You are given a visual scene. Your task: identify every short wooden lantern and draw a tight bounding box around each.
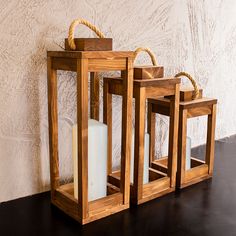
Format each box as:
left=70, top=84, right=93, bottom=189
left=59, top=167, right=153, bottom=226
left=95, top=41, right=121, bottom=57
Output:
left=47, top=19, right=134, bottom=224
left=104, top=48, right=181, bottom=205
left=148, top=72, right=217, bottom=189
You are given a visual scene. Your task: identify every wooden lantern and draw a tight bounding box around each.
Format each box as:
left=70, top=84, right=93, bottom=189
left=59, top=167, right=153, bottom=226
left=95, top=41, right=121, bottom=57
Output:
left=103, top=48, right=181, bottom=205
left=148, top=72, right=217, bottom=189
left=47, top=19, right=135, bottom=224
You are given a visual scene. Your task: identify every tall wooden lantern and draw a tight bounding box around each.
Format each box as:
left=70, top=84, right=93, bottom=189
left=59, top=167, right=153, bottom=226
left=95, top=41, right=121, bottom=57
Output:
left=103, top=48, right=181, bottom=205
left=148, top=72, right=217, bottom=189
left=47, top=19, right=134, bottom=224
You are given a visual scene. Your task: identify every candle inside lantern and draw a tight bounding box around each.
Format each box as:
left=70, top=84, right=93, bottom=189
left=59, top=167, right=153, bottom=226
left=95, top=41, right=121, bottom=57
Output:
left=72, top=119, right=107, bottom=201
left=186, top=136, right=191, bottom=170
left=130, top=133, right=149, bottom=184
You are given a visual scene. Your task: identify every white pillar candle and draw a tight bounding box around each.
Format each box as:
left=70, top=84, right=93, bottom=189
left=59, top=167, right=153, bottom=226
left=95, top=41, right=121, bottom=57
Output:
left=130, top=133, right=149, bottom=184
left=72, top=119, right=107, bottom=201
left=186, top=136, right=191, bottom=170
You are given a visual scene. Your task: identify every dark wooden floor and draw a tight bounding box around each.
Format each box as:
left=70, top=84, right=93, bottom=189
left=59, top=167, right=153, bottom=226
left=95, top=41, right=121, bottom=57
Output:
left=1, top=136, right=236, bottom=236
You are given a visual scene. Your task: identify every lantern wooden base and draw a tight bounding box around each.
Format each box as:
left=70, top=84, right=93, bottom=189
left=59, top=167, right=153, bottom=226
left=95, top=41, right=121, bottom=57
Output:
left=103, top=76, right=180, bottom=205
left=148, top=97, right=217, bottom=190
left=108, top=164, right=175, bottom=205
left=151, top=156, right=211, bottom=188
left=47, top=50, right=134, bottom=224
left=52, top=182, right=128, bottom=224
left=65, top=38, right=113, bottom=51
left=179, top=158, right=212, bottom=188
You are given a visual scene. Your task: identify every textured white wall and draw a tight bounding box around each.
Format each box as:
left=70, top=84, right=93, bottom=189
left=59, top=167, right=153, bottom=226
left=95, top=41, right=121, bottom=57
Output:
left=0, top=0, right=235, bottom=202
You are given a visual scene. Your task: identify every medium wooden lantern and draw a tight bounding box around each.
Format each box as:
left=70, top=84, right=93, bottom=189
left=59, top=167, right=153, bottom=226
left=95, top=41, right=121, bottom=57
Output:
left=148, top=72, right=217, bottom=189
left=103, top=48, right=181, bottom=205
left=47, top=19, right=134, bottom=224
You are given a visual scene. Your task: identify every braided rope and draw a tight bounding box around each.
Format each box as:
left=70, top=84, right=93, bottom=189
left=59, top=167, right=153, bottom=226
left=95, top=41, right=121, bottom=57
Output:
left=134, top=47, right=158, bottom=66
left=68, top=18, right=105, bottom=50
left=174, top=72, right=200, bottom=99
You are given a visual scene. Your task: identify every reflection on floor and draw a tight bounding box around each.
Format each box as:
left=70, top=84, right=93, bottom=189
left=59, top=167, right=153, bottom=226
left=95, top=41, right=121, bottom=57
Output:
left=0, top=135, right=236, bottom=235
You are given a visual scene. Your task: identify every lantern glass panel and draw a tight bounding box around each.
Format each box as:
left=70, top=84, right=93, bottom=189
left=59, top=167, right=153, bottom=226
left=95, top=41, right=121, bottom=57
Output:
left=155, top=114, right=170, bottom=160
left=187, top=116, right=208, bottom=169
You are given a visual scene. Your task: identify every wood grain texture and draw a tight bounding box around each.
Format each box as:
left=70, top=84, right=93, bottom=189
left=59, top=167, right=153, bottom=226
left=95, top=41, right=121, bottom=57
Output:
left=133, top=87, right=146, bottom=203
left=180, top=88, right=203, bottom=102
left=65, top=38, right=112, bottom=51
left=206, top=104, right=217, bottom=175
left=167, top=84, right=180, bottom=187
left=147, top=102, right=155, bottom=164
left=103, top=78, right=113, bottom=174
left=47, top=57, right=60, bottom=199
left=120, top=58, right=133, bottom=204
left=165, top=88, right=203, bottom=101
left=134, top=66, right=164, bottom=80
left=176, top=109, right=188, bottom=187
left=90, top=72, right=100, bottom=121
left=47, top=51, right=134, bottom=59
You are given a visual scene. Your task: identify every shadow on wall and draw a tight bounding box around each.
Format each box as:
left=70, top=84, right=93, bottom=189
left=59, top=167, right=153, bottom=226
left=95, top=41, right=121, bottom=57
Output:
left=26, top=28, right=75, bottom=195
left=24, top=32, right=50, bottom=196
left=0, top=33, right=50, bottom=201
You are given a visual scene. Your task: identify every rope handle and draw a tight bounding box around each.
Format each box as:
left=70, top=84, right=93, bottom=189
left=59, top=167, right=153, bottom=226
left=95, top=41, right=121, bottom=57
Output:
left=134, top=47, right=158, bottom=66
left=174, top=72, right=200, bottom=99
left=68, top=18, right=105, bottom=50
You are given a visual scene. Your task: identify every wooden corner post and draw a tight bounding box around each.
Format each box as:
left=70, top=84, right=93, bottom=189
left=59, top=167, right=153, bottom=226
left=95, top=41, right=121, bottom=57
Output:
left=133, top=87, right=146, bottom=204
left=168, top=84, right=180, bottom=187
left=47, top=57, right=59, bottom=199
left=77, top=58, right=89, bottom=219
left=120, top=58, right=133, bottom=205
left=206, top=103, right=217, bottom=176
left=90, top=72, right=100, bottom=121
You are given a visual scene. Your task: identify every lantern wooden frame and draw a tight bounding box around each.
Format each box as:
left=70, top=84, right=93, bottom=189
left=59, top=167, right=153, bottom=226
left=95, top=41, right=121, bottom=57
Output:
left=103, top=76, right=180, bottom=205
left=47, top=50, right=134, bottom=224
left=148, top=96, right=217, bottom=189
